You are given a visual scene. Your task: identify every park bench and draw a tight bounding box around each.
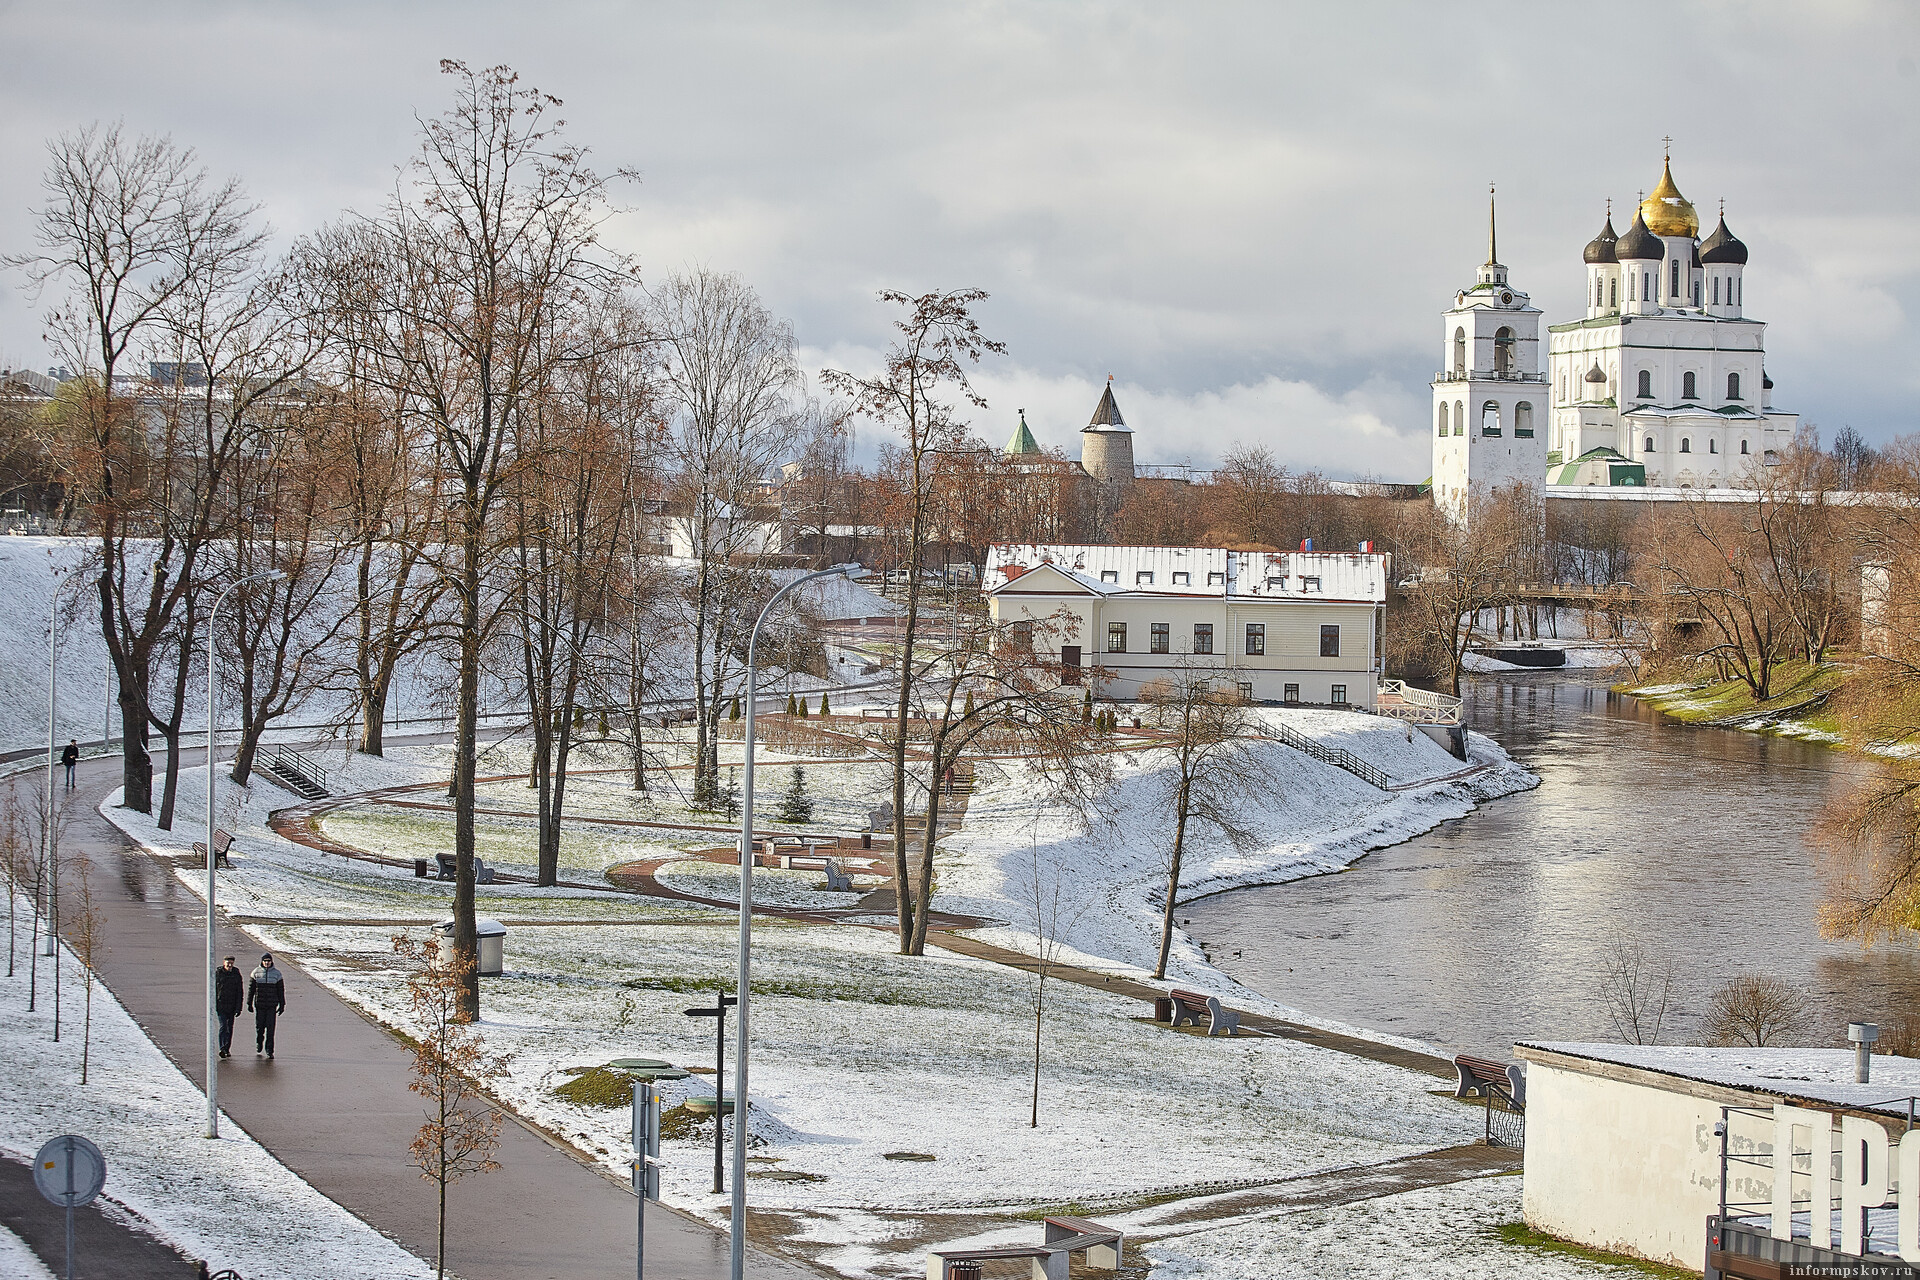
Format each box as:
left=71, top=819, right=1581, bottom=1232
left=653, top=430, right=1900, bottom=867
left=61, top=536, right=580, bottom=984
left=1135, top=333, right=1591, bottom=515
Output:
left=823, top=858, right=853, bottom=892
left=1455, top=1053, right=1526, bottom=1145
left=192, top=828, right=235, bottom=868
left=1165, top=988, right=1239, bottom=1035
left=926, top=1215, right=1122, bottom=1280
left=433, top=851, right=496, bottom=884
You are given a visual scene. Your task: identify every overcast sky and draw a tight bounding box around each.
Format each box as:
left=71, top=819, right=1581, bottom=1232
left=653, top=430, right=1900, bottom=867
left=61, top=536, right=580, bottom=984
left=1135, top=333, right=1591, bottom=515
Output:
left=2, top=2, right=1915, bottom=479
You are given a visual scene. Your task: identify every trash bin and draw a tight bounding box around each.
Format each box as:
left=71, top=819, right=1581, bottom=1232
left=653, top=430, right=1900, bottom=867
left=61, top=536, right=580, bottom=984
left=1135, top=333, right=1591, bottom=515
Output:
left=1154, top=997, right=1173, bottom=1023
left=434, top=917, right=507, bottom=976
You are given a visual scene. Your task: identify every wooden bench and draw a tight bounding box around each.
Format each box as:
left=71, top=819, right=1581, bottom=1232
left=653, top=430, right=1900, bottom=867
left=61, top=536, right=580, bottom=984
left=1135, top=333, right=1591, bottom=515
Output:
left=823, top=858, right=853, bottom=892
left=1453, top=1053, right=1525, bottom=1110
left=192, top=829, right=235, bottom=868
left=1167, top=988, right=1239, bottom=1035
left=926, top=1216, right=1122, bottom=1280
left=434, top=852, right=497, bottom=885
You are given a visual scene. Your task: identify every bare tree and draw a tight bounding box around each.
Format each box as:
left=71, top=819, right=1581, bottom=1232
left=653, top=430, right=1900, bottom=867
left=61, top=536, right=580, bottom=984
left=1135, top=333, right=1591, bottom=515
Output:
left=67, top=853, right=104, bottom=1083
left=2, top=792, right=28, bottom=979
left=1140, top=663, right=1272, bottom=980
left=652, top=267, right=801, bottom=805
left=1389, top=486, right=1529, bottom=696
left=8, top=124, right=268, bottom=815
left=1597, top=932, right=1674, bottom=1045
left=1704, top=973, right=1811, bottom=1048
left=393, top=933, right=509, bottom=1280
left=1013, top=831, right=1087, bottom=1128
left=823, top=289, right=1004, bottom=949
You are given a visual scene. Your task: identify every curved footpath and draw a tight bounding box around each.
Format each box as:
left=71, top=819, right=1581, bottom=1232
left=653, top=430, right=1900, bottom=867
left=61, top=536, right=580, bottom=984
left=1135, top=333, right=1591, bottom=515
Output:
left=9, top=748, right=820, bottom=1280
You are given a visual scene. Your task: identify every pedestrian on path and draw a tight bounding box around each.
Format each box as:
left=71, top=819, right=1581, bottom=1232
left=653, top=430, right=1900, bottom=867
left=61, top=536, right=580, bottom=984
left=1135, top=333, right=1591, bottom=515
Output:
left=248, top=953, right=286, bottom=1058
left=61, top=739, right=79, bottom=790
left=214, top=956, right=243, bottom=1058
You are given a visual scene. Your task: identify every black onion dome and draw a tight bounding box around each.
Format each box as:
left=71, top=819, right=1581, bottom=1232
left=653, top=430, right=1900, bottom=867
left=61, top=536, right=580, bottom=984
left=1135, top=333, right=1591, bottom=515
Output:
left=1700, top=216, right=1749, bottom=265
left=1583, top=217, right=1619, bottom=264
left=1616, top=211, right=1662, bottom=260
left=1585, top=363, right=1607, bottom=383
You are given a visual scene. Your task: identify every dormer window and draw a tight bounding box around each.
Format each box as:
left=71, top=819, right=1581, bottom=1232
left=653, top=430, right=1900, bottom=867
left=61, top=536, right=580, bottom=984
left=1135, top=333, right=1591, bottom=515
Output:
left=1266, top=577, right=1284, bottom=590
left=1301, top=576, right=1321, bottom=593
left=1171, top=571, right=1189, bottom=585
left=1099, top=570, right=1118, bottom=584
left=1207, top=571, right=1225, bottom=587
left=1135, top=571, right=1154, bottom=586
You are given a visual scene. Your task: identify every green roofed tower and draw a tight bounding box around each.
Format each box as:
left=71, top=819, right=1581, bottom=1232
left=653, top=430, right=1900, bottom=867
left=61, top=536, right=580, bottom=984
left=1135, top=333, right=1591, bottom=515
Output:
left=1004, top=409, right=1041, bottom=458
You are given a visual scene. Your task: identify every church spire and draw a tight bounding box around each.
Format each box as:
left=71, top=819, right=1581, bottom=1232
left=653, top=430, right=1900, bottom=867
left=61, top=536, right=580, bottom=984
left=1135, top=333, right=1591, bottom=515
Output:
left=1486, top=183, right=1499, bottom=266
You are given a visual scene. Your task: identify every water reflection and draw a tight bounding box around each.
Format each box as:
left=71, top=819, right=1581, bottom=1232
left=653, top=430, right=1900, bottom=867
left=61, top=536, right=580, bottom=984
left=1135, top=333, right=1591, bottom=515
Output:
left=1186, top=672, right=1920, bottom=1057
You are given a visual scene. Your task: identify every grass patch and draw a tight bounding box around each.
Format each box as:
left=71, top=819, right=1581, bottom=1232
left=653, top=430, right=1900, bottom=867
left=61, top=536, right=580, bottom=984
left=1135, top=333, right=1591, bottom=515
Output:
left=1492, top=1222, right=1692, bottom=1278
left=619, top=974, right=945, bottom=1007
left=1626, top=661, right=1846, bottom=728
left=659, top=1102, right=707, bottom=1141
left=553, top=1065, right=639, bottom=1109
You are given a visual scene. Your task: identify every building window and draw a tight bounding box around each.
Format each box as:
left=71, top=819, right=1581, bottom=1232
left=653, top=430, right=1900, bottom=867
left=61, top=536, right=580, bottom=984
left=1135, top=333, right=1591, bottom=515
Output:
left=1245, top=624, right=1265, bottom=656
left=1740, top=439, right=1749, bottom=455
left=1283, top=683, right=1300, bottom=703
left=1320, top=624, right=1340, bottom=657
left=1679, top=438, right=1692, bottom=454
left=1238, top=682, right=1254, bottom=703
left=1713, top=277, right=1720, bottom=305
left=1671, top=259, right=1680, bottom=296
left=1150, top=622, right=1170, bottom=654
left=1693, top=278, right=1701, bottom=306
left=1609, top=278, right=1616, bottom=308
left=1107, top=622, right=1127, bottom=653
left=1710, top=439, right=1719, bottom=454
left=1135, top=571, right=1154, bottom=586
left=1454, top=400, right=1464, bottom=436
left=1514, top=401, right=1534, bottom=438
left=1453, top=327, right=1465, bottom=374
left=1636, top=370, right=1652, bottom=399
left=1300, top=575, right=1321, bottom=592
left=1100, top=570, right=1118, bottom=584
left=1060, top=645, right=1080, bottom=684
left=1683, top=371, right=1696, bottom=400
left=1727, top=372, right=1741, bottom=400
left=1481, top=400, right=1501, bottom=436
left=1010, top=620, right=1033, bottom=650
left=1171, top=571, right=1189, bottom=585
left=1645, top=436, right=1656, bottom=452
left=1193, top=623, right=1214, bottom=655
left=1493, top=327, right=1514, bottom=375
left=1331, top=684, right=1348, bottom=706
left=1437, top=403, right=1448, bottom=437
left=1206, top=571, right=1225, bottom=588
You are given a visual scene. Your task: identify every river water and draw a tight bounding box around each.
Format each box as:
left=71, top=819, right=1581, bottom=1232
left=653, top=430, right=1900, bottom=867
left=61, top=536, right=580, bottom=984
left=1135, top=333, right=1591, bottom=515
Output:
left=1186, top=671, right=1920, bottom=1057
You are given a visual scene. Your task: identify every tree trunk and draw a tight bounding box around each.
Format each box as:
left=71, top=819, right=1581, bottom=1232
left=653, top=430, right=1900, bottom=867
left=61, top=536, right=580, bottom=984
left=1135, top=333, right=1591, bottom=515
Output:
left=1154, top=782, right=1191, bottom=980
left=452, top=514, right=483, bottom=1021
left=891, top=489, right=927, bottom=949
left=909, top=759, right=943, bottom=956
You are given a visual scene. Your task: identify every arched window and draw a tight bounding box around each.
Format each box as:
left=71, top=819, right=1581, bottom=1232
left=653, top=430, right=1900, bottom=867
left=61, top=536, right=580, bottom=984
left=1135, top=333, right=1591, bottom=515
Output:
left=1683, top=372, right=1697, bottom=400
left=1453, top=328, right=1465, bottom=375
left=1713, top=277, right=1720, bottom=306
left=1594, top=278, right=1602, bottom=308
left=1645, top=436, right=1656, bottom=452
left=1628, top=273, right=1636, bottom=302
left=1636, top=370, right=1652, bottom=399
left=1609, top=278, right=1617, bottom=308
left=1481, top=401, right=1501, bottom=437
left=1727, top=372, right=1741, bottom=400
left=1709, top=439, right=1719, bottom=454
left=1437, top=403, right=1448, bottom=437
left=1671, top=259, right=1681, bottom=296
left=1494, top=327, right=1515, bottom=375
left=1680, top=437, right=1692, bottom=454
left=1740, top=439, right=1749, bottom=455
left=1514, top=402, right=1534, bottom=437
left=1737, top=277, right=1742, bottom=306
left=1455, top=401, right=1465, bottom=436
left=1693, top=278, right=1701, bottom=306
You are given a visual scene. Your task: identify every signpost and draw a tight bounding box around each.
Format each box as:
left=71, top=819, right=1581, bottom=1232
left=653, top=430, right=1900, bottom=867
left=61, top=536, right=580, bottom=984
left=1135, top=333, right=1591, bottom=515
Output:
left=684, top=993, right=737, bottom=1193
left=632, top=1079, right=660, bottom=1280
left=33, top=1134, right=105, bottom=1280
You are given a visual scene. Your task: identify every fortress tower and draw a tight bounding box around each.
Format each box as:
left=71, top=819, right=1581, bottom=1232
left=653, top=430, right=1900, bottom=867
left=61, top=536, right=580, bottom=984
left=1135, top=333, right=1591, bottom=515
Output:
left=1080, top=378, right=1136, bottom=495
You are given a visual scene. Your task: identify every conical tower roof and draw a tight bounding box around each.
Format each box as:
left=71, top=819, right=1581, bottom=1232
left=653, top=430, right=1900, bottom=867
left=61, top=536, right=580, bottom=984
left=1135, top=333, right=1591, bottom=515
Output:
left=1084, top=381, right=1130, bottom=432
left=1004, top=410, right=1041, bottom=457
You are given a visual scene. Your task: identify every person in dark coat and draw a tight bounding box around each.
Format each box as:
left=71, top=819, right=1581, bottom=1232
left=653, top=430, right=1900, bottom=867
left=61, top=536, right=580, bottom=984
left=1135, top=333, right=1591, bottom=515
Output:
left=214, top=956, right=244, bottom=1058
left=60, top=739, right=79, bottom=790
left=248, top=953, right=287, bottom=1058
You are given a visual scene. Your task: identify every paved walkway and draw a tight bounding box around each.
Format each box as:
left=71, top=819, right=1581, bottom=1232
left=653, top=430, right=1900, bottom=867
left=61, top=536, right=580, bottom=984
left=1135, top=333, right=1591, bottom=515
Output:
left=16, top=752, right=819, bottom=1280
left=0, top=1153, right=201, bottom=1278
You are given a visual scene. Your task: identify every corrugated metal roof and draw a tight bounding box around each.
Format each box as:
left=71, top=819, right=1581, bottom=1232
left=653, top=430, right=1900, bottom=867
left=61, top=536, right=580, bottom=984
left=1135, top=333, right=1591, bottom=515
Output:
left=985, top=544, right=1386, bottom=603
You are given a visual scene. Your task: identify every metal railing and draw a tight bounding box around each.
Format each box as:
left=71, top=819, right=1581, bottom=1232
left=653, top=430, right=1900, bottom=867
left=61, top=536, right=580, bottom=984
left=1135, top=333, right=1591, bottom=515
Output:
left=266, top=744, right=329, bottom=794
left=1376, top=680, right=1464, bottom=727
left=1432, top=370, right=1548, bottom=384
left=1258, top=722, right=1390, bottom=791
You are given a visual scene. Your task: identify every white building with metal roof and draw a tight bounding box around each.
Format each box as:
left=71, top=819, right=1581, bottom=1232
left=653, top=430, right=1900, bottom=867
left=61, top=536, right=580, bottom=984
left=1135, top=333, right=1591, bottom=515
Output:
left=984, top=543, right=1388, bottom=707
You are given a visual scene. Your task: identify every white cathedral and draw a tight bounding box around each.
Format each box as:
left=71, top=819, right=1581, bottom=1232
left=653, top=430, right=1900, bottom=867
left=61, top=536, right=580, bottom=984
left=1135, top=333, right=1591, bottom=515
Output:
left=1431, top=157, right=1798, bottom=512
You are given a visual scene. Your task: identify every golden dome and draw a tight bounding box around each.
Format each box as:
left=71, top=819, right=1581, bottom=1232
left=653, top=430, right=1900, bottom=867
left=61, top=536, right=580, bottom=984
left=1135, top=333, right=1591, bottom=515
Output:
left=1639, top=158, right=1699, bottom=238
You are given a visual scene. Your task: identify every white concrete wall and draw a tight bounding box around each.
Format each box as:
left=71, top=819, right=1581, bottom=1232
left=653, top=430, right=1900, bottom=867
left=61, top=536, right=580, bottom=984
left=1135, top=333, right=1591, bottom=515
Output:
left=1521, top=1060, right=1730, bottom=1269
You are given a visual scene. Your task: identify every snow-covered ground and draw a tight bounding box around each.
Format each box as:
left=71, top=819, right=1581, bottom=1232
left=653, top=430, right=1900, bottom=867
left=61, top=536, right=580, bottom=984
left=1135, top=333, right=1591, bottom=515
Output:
left=88, top=703, right=1545, bottom=1278
left=0, top=894, right=435, bottom=1279
left=0, top=1225, right=55, bottom=1280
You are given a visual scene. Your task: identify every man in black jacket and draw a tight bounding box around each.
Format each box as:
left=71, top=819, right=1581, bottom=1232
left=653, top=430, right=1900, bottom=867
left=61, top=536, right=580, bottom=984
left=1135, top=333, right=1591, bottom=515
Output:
left=247, top=953, right=287, bottom=1058
left=60, top=739, right=79, bottom=790
left=214, top=956, right=243, bottom=1058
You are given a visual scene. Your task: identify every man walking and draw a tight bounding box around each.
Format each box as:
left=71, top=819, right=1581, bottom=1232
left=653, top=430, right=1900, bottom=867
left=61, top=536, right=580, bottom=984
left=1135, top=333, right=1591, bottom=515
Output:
left=60, top=739, right=78, bottom=791
left=248, top=952, right=287, bottom=1058
left=214, top=956, right=243, bottom=1058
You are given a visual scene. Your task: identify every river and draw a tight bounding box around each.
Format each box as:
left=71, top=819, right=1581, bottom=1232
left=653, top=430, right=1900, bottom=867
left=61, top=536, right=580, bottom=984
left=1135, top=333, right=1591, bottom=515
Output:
left=1186, top=671, right=1920, bottom=1057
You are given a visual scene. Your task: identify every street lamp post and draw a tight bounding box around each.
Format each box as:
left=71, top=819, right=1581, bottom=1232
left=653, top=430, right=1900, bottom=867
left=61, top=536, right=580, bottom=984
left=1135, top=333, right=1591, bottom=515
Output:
left=205, top=569, right=281, bottom=1140
left=729, top=563, right=865, bottom=1280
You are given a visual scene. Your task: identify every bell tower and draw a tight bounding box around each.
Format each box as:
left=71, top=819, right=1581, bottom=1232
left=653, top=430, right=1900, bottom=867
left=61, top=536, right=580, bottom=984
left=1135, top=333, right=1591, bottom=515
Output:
left=1431, top=186, right=1549, bottom=517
